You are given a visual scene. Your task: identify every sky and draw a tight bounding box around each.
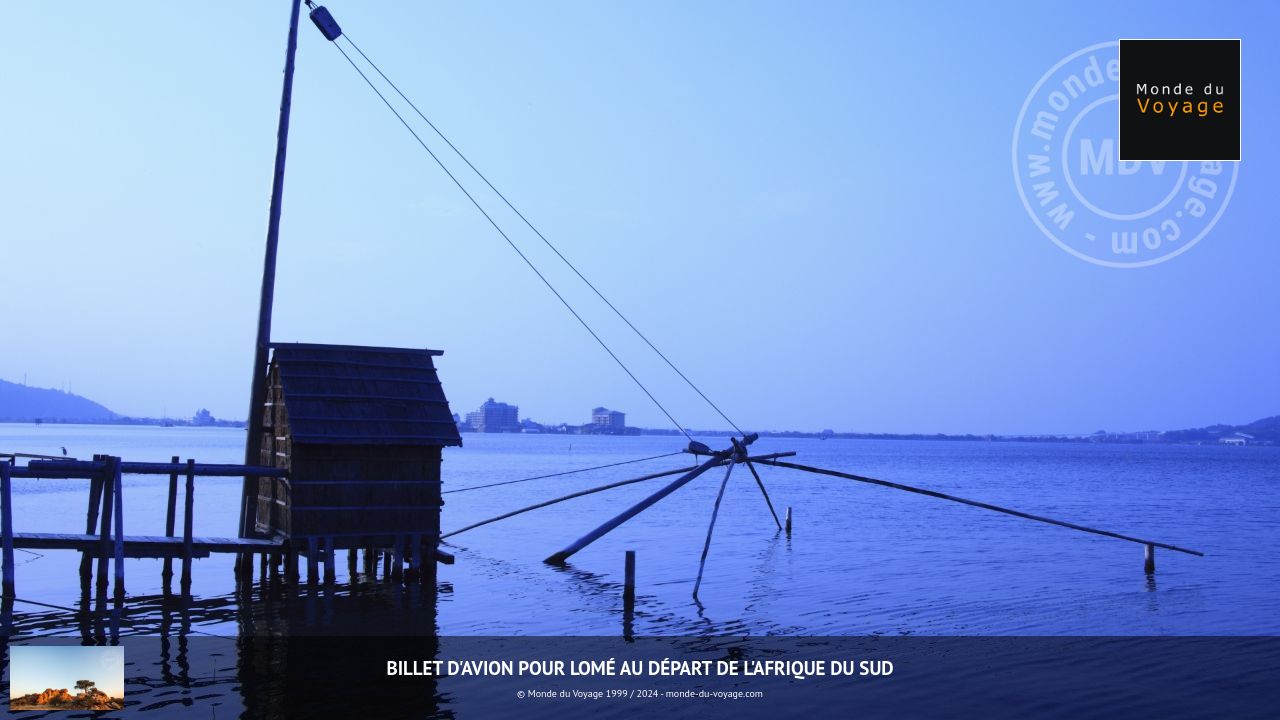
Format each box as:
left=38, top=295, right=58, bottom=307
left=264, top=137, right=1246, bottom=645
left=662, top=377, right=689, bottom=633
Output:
left=8, top=645, right=125, bottom=698
left=0, top=1, right=1276, bottom=435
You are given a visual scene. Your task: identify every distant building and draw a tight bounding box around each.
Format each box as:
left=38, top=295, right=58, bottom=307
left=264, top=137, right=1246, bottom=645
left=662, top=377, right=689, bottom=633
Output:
left=588, top=406, right=627, bottom=434
left=465, top=398, right=521, bottom=433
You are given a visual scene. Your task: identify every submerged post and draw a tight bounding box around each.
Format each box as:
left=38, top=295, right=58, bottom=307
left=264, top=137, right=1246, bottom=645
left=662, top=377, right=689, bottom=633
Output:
left=1144, top=544, right=1156, bottom=574
left=1, top=461, right=15, bottom=600
left=241, top=0, right=305, bottom=542
left=786, top=507, right=792, bottom=536
left=623, top=550, right=636, bottom=611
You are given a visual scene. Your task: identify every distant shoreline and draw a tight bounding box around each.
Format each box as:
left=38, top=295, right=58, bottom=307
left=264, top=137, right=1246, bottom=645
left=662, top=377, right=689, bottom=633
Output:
left=4, top=418, right=1274, bottom=447
left=0, top=417, right=246, bottom=429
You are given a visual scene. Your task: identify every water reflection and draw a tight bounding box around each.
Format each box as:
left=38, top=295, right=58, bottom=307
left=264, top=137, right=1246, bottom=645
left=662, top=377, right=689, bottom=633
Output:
left=2, top=571, right=447, bottom=718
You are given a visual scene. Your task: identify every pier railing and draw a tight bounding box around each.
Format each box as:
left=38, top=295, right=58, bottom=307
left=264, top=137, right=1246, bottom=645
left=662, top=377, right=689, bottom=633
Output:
left=1, top=455, right=287, bottom=601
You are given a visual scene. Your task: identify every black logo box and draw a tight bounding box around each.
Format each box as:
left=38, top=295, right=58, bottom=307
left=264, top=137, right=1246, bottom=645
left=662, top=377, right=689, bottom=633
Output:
left=1119, top=39, right=1241, bottom=161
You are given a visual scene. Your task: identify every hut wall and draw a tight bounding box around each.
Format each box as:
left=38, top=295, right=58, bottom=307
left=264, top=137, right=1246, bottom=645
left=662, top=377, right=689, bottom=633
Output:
left=255, top=363, right=292, bottom=536
left=288, top=444, right=442, bottom=544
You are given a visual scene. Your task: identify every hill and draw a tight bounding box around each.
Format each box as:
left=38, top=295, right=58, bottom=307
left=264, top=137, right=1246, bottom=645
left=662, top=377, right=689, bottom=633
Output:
left=1161, top=415, right=1280, bottom=444
left=0, top=379, right=117, bottom=422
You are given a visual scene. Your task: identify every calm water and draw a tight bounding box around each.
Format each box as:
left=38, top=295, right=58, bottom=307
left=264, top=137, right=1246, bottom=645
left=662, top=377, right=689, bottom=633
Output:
left=2, top=424, right=1276, bottom=636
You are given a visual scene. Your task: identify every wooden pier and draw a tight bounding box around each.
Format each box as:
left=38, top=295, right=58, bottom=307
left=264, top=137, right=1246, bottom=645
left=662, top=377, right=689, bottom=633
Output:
left=1, top=455, right=289, bottom=601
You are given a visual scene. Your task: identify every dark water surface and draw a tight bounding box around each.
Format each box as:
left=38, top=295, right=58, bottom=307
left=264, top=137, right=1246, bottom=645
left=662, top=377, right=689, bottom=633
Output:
left=2, top=426, right=1277, bottom=717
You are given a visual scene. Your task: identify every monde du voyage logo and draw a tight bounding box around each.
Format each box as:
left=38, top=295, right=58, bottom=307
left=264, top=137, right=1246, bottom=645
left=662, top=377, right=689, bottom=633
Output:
left=1013, top=40, right=1240, bottom=268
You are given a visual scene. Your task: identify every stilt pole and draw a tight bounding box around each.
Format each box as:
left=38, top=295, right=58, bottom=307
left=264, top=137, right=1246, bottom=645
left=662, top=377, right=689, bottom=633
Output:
left=692, top=461, right=736, bottom=601
left=743, top=460, right=782, bottom=530
left=111, top=457, right=125, bottom=600
left=1, top=461, right=15, bottom=600
left=162, top=455, right=178, bottom=582
left=181, top=459, right=195, bottom=593
left=545, top=452, right=726, bottom=564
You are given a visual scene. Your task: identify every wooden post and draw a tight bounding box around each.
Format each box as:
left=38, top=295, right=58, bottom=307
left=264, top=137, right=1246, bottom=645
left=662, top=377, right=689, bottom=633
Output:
left=96, top=460, right=115, bottom=592
left=162, top=455, right=178, bottom=581
left=285, top=548, right=298, bottom=583
left=111, top=457, right=125, bottom=600
left=408, top=534, right=421, bottom=581
left=259, top=550, right=269, bottom=579
left=693, top=461, right=736, bottom=601
left=347, top=548, right=357, bottom=581
left=181, top=459, right=195, bottom=592
left=1144, top=544, right=1156, bottom=574
left=363, top=546, right=375, bottom=576
left=623, top=550, right=635, bottom=611
left=1, top=461, right=15, bottom=600
left=80, top=458, right=105, bottom=583
left=240, top=0, right=304, bottom=542
left=785, top=507, right=792, bottom=536
left=307, top=537, right=318, bottom=585
left=391, top=536, right=404, bottom=581
left=382, top=550, right=392, bottom=579
left=323, top=537, right=336, bottom=585
left=742, top=459, right=782, bottom=530
left=545, top=452, right=726, bottom=564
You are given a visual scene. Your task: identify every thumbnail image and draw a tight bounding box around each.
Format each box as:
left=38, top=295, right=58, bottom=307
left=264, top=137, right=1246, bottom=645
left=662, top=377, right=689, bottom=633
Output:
left=8, top=646, right=124, bottom=712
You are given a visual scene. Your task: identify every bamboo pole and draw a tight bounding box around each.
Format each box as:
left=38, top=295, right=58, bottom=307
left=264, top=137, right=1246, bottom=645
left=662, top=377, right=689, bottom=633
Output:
left=757, top=459, right=1204, bottom=557
left=241, top=0, right=304, bottom=542
left=692, top=461, right=736, bottom=601
left=743, top=460, right=782, bottom=530
left=545, top=453, right=728, bottom=565
left=443, top=452, right=796, bottom=542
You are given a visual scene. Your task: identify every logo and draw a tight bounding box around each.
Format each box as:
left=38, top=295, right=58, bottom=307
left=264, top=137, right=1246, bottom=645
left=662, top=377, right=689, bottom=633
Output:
left=1012, top=42, right=1238, bottom=268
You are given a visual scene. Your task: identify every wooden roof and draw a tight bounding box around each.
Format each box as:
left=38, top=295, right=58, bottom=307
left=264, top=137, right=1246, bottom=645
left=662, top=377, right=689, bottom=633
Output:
left=270, top=343, right=462, bottom=447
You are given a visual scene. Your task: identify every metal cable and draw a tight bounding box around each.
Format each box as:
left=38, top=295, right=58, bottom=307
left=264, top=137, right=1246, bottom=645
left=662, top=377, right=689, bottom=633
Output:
left=443, top=451, right=683, bottom=494
left=339, top=33, right=744, bottom=436
left=329, top=41, right=692, bottom=441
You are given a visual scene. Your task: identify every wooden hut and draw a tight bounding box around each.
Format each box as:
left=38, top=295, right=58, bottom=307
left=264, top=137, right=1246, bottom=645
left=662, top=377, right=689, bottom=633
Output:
left=249, top=343, right=461, bottom=564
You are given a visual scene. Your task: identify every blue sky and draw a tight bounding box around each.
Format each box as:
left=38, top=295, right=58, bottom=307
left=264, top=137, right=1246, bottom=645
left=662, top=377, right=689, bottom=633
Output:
left=9, top=645, right=125, bottom=698
left=1, top=1, right=1275, bottom=434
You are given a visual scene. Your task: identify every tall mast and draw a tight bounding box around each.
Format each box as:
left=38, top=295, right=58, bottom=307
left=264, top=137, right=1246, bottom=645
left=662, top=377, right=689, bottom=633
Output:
left=240, top=0, right=303, bottom=540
